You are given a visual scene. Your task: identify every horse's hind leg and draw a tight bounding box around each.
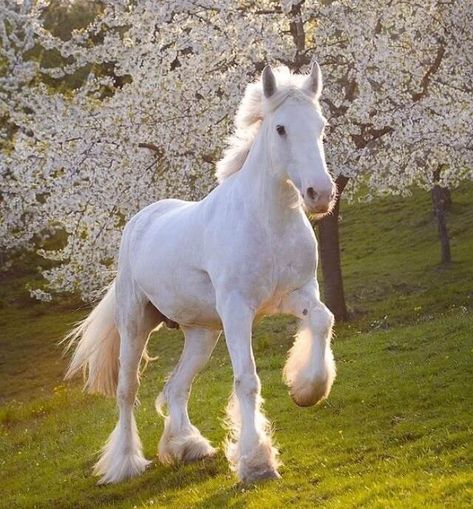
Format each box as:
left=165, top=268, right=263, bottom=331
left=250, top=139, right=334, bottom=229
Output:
left=94, top=300, right=160, bottom=484
left=157, top=326, right=220, bottom=464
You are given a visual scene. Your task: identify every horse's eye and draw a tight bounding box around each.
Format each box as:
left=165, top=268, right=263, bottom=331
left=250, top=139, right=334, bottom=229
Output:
left=276, top=125, right=286, bottom=136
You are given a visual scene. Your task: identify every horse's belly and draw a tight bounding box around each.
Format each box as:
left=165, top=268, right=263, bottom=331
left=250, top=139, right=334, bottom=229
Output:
left=143, top=266, right=221, bottom=328
left=150, top=294, right=221, bottom=329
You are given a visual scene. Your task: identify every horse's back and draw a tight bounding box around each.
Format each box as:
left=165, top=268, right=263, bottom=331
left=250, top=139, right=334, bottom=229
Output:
left=132, top=198, right=193, bottom=226
left=118, top=198, right=195, bottom=283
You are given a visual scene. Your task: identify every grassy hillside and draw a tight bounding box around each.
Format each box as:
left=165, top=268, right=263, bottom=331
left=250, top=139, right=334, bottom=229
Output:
left=1, top=186, right=472, bottom=508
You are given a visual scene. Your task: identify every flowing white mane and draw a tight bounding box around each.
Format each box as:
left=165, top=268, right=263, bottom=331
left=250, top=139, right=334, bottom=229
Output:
left=216, top=66, right=318, bottom=183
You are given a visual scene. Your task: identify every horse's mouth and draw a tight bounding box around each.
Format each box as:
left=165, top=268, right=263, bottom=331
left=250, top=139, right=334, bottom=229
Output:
left=303, top=199, right=336, bottom=219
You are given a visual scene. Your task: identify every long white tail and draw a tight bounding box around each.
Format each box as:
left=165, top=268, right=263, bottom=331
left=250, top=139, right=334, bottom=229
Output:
left=64, top=282, right=120, bottom=397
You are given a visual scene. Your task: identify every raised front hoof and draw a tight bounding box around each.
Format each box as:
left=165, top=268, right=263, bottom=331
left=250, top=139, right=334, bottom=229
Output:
left=159, top=433, right=217, bottom=465
left=290, top=387, right=326, bottom=407
left=94, top=454, right=151, bottom=485
left=289, top=375, right=333, bottom=407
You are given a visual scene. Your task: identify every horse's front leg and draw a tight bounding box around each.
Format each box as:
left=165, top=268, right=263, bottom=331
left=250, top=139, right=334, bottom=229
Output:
left=281, top=280, right=336, bottom=407
left=217, top=293, right=280, bottom=483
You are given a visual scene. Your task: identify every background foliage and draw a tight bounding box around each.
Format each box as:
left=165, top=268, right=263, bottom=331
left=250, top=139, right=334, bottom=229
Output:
left=1, top=0, right=472, bottom=300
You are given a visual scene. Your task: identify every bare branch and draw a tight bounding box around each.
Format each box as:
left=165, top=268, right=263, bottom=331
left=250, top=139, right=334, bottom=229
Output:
left=412, top=44, right=445, bottom=102
left=138, top=142, right=163, bottom=155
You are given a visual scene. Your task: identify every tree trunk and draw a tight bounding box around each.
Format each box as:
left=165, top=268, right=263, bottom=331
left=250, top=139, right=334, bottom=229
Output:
left=431, top=185, right=452, bottom=264
left=317, top=175, right=349, bottom=321
left=431, top=168, right=452, bottom=264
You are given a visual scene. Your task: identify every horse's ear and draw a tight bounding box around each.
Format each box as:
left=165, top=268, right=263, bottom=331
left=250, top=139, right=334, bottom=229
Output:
left=305, top=60, right=322, bottom=98
left=262, top=65, right=276, bottom=98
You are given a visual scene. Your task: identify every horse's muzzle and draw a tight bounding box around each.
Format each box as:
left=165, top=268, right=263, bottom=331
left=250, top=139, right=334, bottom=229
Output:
left=303, top=187, right=336, bottom=215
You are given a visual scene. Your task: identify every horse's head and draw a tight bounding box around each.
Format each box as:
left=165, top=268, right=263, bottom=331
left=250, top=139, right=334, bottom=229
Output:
left=262, top=63, right=336, bottom=216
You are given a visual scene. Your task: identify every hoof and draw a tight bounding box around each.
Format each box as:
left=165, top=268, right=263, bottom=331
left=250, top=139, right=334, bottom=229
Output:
left=159, top=428, right=217, bottom=465
left=181, top=442, right=217, bottom=464
left=93, top=421, right=150, bottom=484
left=289, top=380, right=328, bottom=407
left=234, top=439, right=281, bottom=484
left=289, top=368, right=335, bottom=407
left=94, top=454, right=150, bottom=484
left=241, top=468, right=281, bottom=484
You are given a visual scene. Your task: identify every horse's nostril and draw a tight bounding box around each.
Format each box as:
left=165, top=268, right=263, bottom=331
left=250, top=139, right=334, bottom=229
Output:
left=307, top=187, right=317, bottom=201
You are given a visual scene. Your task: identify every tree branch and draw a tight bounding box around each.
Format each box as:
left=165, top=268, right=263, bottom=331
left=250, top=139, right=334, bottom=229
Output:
left=138, top=142, right=163, bottom=156
left=412, top=44, right=445, bottom=102
left=288, top=0, right=310, bottom=71
left=351, top=125, right=394, bottom=150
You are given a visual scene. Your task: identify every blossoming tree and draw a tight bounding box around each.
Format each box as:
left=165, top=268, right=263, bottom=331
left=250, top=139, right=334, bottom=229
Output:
left=313, top=0, right=473, bottom=318
left=1, top=0, right=471, bottom=313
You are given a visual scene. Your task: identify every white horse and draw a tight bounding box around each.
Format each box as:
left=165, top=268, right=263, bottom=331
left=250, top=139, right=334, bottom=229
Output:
left=65, top=62, right=337, bottom=484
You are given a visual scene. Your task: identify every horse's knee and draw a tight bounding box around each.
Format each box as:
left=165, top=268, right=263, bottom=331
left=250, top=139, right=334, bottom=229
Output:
left=234, top=372, right=260, bottom=398
left=309, top=303, right=334, bottom=334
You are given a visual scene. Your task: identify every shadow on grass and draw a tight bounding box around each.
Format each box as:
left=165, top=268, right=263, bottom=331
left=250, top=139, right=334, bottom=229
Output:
left=54, top=455, right=228, bottom=509
left=192, top=480, right=261, bottom=509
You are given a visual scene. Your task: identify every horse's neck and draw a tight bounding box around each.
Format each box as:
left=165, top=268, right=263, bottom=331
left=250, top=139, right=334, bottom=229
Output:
left=235, top=125, right=300, bottom=227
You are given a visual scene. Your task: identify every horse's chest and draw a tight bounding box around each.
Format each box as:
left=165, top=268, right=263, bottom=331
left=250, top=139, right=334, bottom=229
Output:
left=272, top=228, right=317, bottom=292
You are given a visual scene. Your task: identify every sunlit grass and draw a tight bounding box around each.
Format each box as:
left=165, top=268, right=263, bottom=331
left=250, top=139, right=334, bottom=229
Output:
left=1, top=185, right=472, bottom=508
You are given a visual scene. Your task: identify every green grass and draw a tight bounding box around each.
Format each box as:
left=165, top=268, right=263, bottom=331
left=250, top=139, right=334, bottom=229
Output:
left=1, top=186, right=472, bottom=508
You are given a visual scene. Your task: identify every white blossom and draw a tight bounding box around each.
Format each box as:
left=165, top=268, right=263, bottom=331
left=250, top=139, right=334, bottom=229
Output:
left=1, top=0, right=471, bottom=300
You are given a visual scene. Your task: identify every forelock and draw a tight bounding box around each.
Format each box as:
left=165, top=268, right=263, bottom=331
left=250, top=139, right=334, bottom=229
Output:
left=216, top=66, right=320, bottom=183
